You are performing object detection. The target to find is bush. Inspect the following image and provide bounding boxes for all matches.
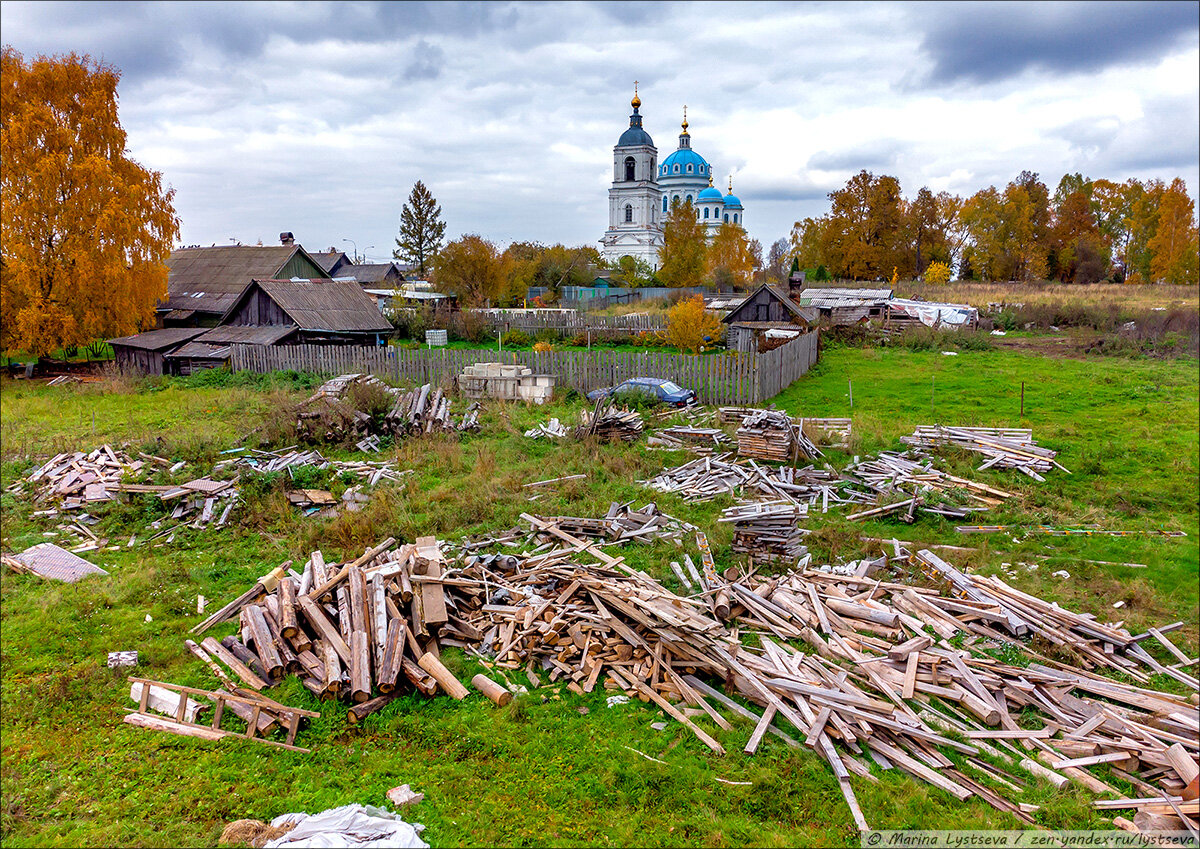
[924,261,951,285]
[532,340,554,352]
[534,328,562,345]
[501,329,531,348]
[448,309,490,344]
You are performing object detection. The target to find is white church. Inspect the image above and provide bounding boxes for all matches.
[600,87,745,267]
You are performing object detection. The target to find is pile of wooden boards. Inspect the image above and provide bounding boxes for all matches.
[647,426,732,454]
[185,536,512,729]
[719,500,810,564]
[219,448,411,487]
[900,426,1069,481]
[577,403,644,442]
[523,418,569,440]
[291,375,479,445]
[525,503,696,546]
[16,446,163,511]
[842,451,1015,523]
[640,453,865,509]
[736,409,807,463]
[444,528,1197,831]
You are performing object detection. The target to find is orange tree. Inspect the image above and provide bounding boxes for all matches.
[657,199,707,287]
[661,294,722,353]
[1,47,179,356]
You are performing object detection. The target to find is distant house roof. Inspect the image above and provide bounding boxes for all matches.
[194,325,297,345]
[334,262,403,285]
[226,279,392,333]
[108,327,206,351]
[721,283,816,325]
[164,245,328,315]
[798,287,893,306]
[309,250,354,275]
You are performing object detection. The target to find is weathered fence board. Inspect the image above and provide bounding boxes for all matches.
[229,330,818,404]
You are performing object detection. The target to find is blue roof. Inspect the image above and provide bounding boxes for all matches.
[661,147,709,174]
[698,186,724,201]
[723,193,743,208]
[618,126,654,146]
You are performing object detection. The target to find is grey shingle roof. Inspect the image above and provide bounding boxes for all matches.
[165,246,312,315]
[239,279,392,333]
[194,325,297,345]
[108,327,206,351]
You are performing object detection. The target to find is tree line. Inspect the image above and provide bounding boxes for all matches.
[778,169,1199,285]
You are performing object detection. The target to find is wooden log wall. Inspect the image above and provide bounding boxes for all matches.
[229,330,819,405]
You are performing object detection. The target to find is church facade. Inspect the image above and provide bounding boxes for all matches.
[601,90,746,268]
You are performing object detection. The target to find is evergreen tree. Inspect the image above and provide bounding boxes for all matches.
[393,180,446,276]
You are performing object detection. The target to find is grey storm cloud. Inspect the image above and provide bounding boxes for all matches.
[1,0,1195,250]
[913,1,1200,86]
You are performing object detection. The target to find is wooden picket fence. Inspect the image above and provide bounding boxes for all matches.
[229,330,818,404]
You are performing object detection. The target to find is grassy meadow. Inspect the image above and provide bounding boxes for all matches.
[1,342,1197,847]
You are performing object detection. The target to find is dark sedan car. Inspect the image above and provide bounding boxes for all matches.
[586,377,697,407]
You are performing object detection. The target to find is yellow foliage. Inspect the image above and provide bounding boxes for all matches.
[662,295,722,354]
[924,261,951,284]
[532,340,554,352]
[1,47,179,356]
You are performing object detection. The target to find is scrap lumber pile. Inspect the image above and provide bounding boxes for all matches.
[736,409,804,463]
[719,500,810,564]
[17,445,155,511]
[291,375,479,444]
[446,525,1197,830]
[842,451,1015,522]
[523,417,569,440]
[801,417,852,449]
[526,503,696,546]
[577,403,644,442]
[184,536,499,729]
[222,448,411,487]
[900,426,1069,481]
[640,454,866,509]
[647,426,732,454]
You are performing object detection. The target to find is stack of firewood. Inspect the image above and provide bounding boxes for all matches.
[736,409,797,462]
[647,426,731,454]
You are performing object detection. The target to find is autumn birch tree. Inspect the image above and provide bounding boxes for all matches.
[1147,178,1199,285]
[657,199,707,287]
[1,47,179,356]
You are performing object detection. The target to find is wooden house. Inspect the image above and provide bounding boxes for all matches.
[160,239,330,327]
[108,328,206,375]
[720,283,817,353]
[797,287,892,325]
[334,262,407,288]
[218,278,392,345]
[309,250,355,277]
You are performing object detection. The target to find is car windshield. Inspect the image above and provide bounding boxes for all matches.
[660,381,683,393]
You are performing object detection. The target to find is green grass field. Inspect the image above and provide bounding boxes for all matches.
[1,344,1196,847]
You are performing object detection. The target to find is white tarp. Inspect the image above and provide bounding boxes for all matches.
[265,804,428,849]
[887,298,978,328]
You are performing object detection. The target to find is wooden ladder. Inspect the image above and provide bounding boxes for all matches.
[125,676,320,752]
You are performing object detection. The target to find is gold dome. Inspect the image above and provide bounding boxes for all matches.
[631,81,641,109]
[681,105,689,134]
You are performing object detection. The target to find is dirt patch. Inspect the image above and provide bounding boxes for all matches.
[990,332,1097,359]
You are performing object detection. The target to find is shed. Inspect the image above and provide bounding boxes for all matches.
[797,287,892,324]
[720,283,817,353]
[162,243,330,326]
[108,328,206,375]
[219,278,392,345]
[163,325,298,375]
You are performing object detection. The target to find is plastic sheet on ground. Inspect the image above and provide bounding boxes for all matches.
[887,298,978,328]
[265,804,427,849]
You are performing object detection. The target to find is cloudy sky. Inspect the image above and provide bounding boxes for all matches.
[3,1,1197,261]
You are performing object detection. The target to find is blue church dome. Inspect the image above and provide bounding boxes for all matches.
[661,148,709,176]
[698,185,724,201]
[619,125,654,147]
[723,193,742,209]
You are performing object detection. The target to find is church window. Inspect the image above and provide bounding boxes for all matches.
[673,194,680,206]
[685,194,692,204]
[724,214,729,223]
[686,164,693,173]
[662,196,668,213]
[624,204,633,223]
[703,208,709,219]
[624,157,635,181]
[673,164,679,173]
[733,213,739,223]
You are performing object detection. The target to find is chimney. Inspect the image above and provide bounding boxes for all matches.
[280,232,294,246]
